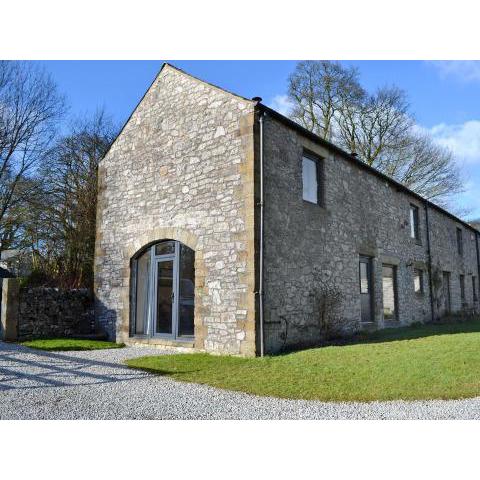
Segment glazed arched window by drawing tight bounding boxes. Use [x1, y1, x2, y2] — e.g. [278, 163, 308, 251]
[131, 240, 195, 339]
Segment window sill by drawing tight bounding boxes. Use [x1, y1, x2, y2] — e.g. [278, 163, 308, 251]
[302, 199, 326, 210]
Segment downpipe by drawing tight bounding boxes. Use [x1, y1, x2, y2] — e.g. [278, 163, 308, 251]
[258, 112, 265, 357]
[424, 203, 435, 322]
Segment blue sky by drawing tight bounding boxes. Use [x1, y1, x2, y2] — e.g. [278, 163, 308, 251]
[38, 60, 480, 219]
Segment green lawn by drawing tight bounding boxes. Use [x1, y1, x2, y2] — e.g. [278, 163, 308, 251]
[126, 320, 480, 402]
[21, 338, 124, 351]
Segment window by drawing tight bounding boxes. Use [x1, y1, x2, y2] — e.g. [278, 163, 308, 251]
[302, 153, 322, 205]
[456, 227, 463, 255]
[414, 268, 424, 293]
[473, 276, 478, 302]
[410, 204, 420, 240]
[359, 261, 370, 294]
[131, 240, 195, 339]
[382, 265, 398, 321]
[460, 274, 465, 302]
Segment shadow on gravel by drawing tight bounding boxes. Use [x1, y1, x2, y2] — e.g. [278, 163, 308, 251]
[0, 341, 150, 391]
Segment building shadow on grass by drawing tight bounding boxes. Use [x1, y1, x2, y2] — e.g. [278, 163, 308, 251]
[328, 317, 480, 348]
[277, 317, 480, 354]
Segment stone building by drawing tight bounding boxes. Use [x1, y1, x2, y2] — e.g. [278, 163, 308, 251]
[94, 63, 480, 356]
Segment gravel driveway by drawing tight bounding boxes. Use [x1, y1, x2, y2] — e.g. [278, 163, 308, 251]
[1, 340, 480, 419]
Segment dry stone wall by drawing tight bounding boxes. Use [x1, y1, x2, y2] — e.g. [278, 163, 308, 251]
[17, 287, 94, 340]
[0, 279, 94, 341]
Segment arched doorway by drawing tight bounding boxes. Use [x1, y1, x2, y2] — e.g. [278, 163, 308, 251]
[131, 240, 195, 340]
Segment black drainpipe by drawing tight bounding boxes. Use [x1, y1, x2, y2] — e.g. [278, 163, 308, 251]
[424, 203, 435, 322]
[252, 98, 265, 358]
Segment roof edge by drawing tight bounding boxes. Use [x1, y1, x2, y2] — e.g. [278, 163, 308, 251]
[258, 103, 479, 235]
[99, 63, 169, 164]
[162, 63, 255, 103]
[100, 63, 255, 165]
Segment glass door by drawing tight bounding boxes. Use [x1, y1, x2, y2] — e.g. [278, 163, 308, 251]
[132, 240, 195, 340]
[154, 258, 175, 336]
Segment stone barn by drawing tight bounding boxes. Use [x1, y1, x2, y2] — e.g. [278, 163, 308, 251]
[94, 63, 480, 356]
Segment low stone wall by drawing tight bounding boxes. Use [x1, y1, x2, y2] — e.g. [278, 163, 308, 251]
[1, 278, 94, 341]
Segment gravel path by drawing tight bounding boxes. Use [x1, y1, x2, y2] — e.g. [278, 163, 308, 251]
[1, 340, 480, 419]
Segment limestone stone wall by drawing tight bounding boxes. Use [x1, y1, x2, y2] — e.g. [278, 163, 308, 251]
[94, 65, 257, 356]
[262, 114, 480, 353]
[18, 288, 94, 340]
[0, 279, 94, 341]
[428, 208, 480, 316]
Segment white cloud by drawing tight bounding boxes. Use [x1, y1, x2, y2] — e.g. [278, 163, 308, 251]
[429, 61, 480, 83]
[419, 119, 480, 219]
[421, 120, 480, 165]
[268, 94, 293, 116]
[456, 179, 480, 220]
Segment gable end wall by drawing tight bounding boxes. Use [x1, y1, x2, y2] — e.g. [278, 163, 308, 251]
[94, 66, 257, 356]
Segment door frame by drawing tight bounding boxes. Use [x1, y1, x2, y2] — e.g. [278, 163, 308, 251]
[131, 240, 194, 341]
[151, 253, 178, 338]
[381, 263, 399, 322]
[359, 255, 374, 323]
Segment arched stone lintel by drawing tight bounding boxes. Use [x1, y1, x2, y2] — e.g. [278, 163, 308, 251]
[124, 227, 200, 260]
[118, 226, 206, 348]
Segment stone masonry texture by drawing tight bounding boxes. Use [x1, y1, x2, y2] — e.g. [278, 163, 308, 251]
[17, 288, 94, 341]
[94, 64, 480, 356]
[262, 114, 480, 353]
[94, 65, 257, 356]
[0, 278, 94, 341]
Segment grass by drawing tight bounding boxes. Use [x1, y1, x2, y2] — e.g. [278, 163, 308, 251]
[21, 338, 125, 351]
[126, 319, 480, 402]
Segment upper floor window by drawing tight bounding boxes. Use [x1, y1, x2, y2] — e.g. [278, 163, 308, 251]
[410, 204, 420, 241]
[456, 228, 463, 255]
[302, 152, 322, 205]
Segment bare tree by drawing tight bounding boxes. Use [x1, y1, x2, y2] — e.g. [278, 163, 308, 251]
[470, 219, 480, 231]
[0, 61, 65, 252]
[337, 86, 413, 165]
[384, 131, 464, 207]
[23, 110, 117, 288]
[288, 60, 363, 140]
[286, 61, 465, 209]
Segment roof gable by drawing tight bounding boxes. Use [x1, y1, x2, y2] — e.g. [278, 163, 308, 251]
[102, 63, 254, 163]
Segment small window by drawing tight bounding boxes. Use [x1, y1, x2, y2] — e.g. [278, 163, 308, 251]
[456, 228, 463, 255]
[460, 274, 465, 301]
[302, 153, 322, 205]
[414, 268, 424, 293]
[410, 204, 420, 240]
[473, 276, 478, 302]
